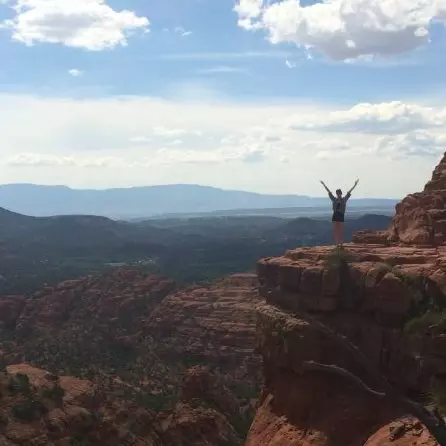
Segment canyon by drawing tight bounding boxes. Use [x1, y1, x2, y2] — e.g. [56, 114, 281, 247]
[0, 154, 446, 444]
[0, 272, 261, 444]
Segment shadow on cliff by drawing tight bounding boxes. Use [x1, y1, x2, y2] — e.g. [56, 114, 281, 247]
[251, 245, 446, 445]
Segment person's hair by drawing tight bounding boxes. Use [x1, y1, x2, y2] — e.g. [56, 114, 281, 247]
[336, 189, 342, 196]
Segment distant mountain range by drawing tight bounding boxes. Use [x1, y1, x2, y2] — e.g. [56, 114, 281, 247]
[0, 183, 398, 218]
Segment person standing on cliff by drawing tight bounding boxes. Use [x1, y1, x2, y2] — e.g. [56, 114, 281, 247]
[320, 179, 360, 248]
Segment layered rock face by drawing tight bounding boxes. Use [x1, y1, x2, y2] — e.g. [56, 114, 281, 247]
[355, 152, 446, 246]
[146, 273, 261, 393]
[247, 153, 446, 446]
[249, 246, 443, 445]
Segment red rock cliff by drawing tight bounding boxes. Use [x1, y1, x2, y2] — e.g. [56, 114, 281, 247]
[247, 153, 446, 446]
[355, 152, 446, 246]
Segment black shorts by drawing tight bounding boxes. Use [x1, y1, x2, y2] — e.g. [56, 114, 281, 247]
[332, 212, 345, 223]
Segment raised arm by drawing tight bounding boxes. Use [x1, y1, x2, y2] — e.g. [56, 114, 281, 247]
[347, 178, 359, 196]
[320, 180, 334, 200]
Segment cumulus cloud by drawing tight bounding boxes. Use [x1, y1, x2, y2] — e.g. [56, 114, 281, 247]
[1, 0, 149, 50]
[376, 130, 446, 159]
[234, 0, 445, 60]
[68, 68, 84, 77]
[289, 101, 446, 134]
[312, 129, 446, 160]
[0, 92, 441, 195]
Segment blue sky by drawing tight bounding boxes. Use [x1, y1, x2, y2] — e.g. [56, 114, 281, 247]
[0, 0, 445, 198]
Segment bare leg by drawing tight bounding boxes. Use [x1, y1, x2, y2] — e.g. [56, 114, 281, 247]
[333, 222, 341, 246]
[332, 222, 338, 246]
[339, 222, 344, 247]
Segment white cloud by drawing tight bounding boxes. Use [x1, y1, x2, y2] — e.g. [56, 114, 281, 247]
[288, 101, 446, 134]
[174, 26, 192, 37]
[312, 129, 446, 161]
[7, 153, 122, 167]
[1, 0, 149, 50]
[376, 130, 446, 159]
[285, 58, 297, 68]
[0, 92, 441, 197]
[234, 0, 445, 60]
[68, 68, 84, 77]
[7, 146, 267, 168]
[233, 0, 263, 27]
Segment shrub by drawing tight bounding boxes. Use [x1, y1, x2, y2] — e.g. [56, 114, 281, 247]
[134, 392, 177, 412]
[430, 376, 446, 415]
[404, 310, 446, 335]
[0, 413, 9, 426]
[374, 262, 392, 274]
[8, 374, 32, 397]
[325, 247, 355, 268]
[42, 384, 65, 406]
[12, 399, 47, 422]
[69, 436, 91, 446]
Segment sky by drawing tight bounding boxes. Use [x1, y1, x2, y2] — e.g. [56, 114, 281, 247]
[0, 0, 445, 198]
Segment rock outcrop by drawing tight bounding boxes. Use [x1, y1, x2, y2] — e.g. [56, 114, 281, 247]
[0, 270, 261, 443]
[0, 363, 163, 445]
[0, 363, 244, 445]
[250, 245, 443, 445]
[247, 153, 446, 446]
[146, 273, 261, 394]
[355, 152, 446, 246]
[158, 366, 245, 445]
[365, 417, 435, 445]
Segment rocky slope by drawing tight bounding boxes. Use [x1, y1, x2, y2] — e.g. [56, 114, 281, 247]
[0, 363, 163, 445]
[247, 153, 446, 446]
[0, 363, 243, 445]
[0, 271, 260, 444]
[146, 273, 261, 396]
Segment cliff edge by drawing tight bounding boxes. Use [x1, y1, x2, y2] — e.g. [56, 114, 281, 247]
[247, 153, 446, 446]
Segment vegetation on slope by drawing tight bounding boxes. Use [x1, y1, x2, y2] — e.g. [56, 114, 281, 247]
[0, 208, 390, 295]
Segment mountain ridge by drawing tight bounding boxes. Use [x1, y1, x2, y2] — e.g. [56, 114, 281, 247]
[0, 183, 398, 218]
